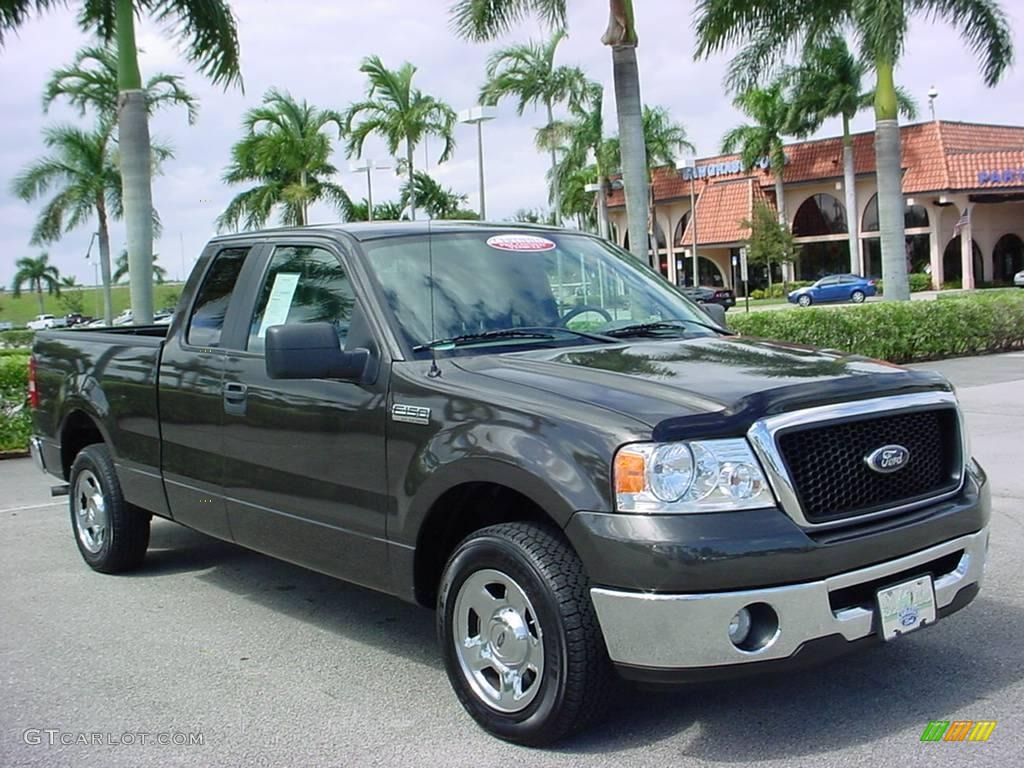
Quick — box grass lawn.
[0,283,184,325]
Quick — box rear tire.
[851,290,866,304]
[69,444,150,573]
[438,522,614,746]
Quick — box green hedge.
[0,329,35,348]
[0,352,31,453]
[729,292,1024,363]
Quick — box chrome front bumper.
[590,527,988,669]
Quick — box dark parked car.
[680,284,736,310]
[29,223,987,745]
[788,274,878,306]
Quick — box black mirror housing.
[701,302,729,329]
[265,322,369,381]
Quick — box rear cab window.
[187,247,251,347]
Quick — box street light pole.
[458,106,497,220]
[350,160,391,221]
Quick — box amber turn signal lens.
[614,450,646,495]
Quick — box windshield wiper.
[603,318,733,338]
[414,329,557,352]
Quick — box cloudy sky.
[1,1,1022,289]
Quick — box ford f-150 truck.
[29,222,989,746]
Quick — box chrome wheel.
[453,568,545,713]
[73,469,108,554]
[851,290,866,304]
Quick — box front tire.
[69,444,150,573]
[798,294,813,307]
[438,522,613,746]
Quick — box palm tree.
[694,0,1014,301]
[218,89,352,230]
[44,43,199,130]
[0,0,242,324]
[113,249,166,284]
[10,124,170,325]
[60,276,80,289]
[479,30,589,225]
[450,0,652,266]
[784,35,917,274]
[12,253,61,315]
[344,56,456,222]
[349,199,407,222]
[399,172,471,219]
[722,79,792,237]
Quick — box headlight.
[613,438,776,513]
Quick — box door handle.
[222,382,247,401]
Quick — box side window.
[187,247,250,347]
[819,276,839,286]
[247,245,356,354]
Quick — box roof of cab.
[207,219,571,244]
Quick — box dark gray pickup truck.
[30,222,989,745]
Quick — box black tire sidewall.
[438,533,574,743]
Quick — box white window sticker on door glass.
[256,272,300,338]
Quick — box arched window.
[673,212,691,248]
[993,233,1024,282]
[623,220,667,252]
[793,193,847,237]
[677,255,727,287]
[943,237,983,284]
[862,194,929,232]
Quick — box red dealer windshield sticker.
[486,234,557,252]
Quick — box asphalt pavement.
[2,353,1023,767]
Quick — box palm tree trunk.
[773,172,786,284]
[596,177,610,239]
[605,0,650,269]
[116,0,154,324]
[300,168,308,226]
[842,114,860,274]
[96,200,114,325]
[406,142,416,221]
[36,282,44,315]
[874,58,909,301]
[546,101,560,226]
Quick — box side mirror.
[701,302,729,329]
[265,322,369,381]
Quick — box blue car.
[788,274,878,307]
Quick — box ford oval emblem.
[864,444,911,474]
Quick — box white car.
[26,314,57,330]
[1015,269,1024,287]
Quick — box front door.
[219,242,390,589]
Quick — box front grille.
[777,407,961,524]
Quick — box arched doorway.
[673,212,691,249]
[793,193,848,280]
[861,195,931,277]
[993,234,1024,283]
[943,237,983,284]
[678,256,727,288]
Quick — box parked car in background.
[112,309,133,326]
[1014,269,1024,287]
[0,321,14,332]
[680,285,736,311]
[26,314,58,330]
[788,274,878,307]
[64,313,92,327]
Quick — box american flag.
[953,209,970,237]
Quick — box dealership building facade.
[606,121,1024,290]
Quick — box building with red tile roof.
[606,121,1024,291]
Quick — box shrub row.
[729,291,1024,364]
[0,329,35,348]
[0,353,31,454]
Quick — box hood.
[451,336,949,437]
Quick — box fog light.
[728,607,752,645]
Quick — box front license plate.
[876,575,937,641]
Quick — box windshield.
[360,230,715,355]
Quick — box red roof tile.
[677,179,758,246]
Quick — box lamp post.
[458,106,497,221]
[928,86,939,122]
[677,158,700,287]
[84,231,100,317]
[349,160,391,221]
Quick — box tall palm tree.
[784,35,917,274]
[722,79,792,232]
[344,56,456,222]
[450,0,651,266]
[479,30,589,225]
[218,89,352,230]
[694,0,1014,301]
[44,43,199,129]
[0,0,241,324]
[11,125,170,325]
[113,249,166,284]
[12,253,61,315]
